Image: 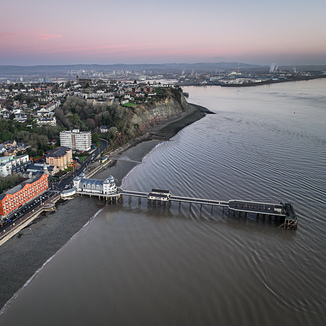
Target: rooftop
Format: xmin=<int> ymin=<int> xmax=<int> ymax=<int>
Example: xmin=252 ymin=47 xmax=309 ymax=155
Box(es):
xmin=47 ymin=146 xmax=71 ymax=158
xmin=0 ymin=173 xmax=45 ymax=200
xmin=61 ymin=129 xmax=90 ymax=134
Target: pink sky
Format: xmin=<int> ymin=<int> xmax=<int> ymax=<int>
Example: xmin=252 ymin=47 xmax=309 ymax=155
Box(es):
xmin=1 ymin=0 xmax=326 ymax=66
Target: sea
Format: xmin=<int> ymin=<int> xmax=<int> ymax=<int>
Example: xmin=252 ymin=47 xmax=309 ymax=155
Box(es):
xmin=0 ymin=79 xmax=325 ymax=326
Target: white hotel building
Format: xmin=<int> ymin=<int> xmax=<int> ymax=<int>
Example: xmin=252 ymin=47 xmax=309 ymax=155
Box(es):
xmin=60 ymin=129 xmax=91 ymax=152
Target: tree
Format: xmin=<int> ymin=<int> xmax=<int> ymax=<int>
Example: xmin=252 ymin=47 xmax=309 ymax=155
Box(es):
xmin=92 ymin=132 xmax=99 ymax=144
xmin=17 ymin=130 xmax=31 ymax=143
xmin=55 ymin=108 xmax=69 ymax=128
xmin=1 ymin=130 xmax=13 ymax=142
xmin=0 ymin=174 xmax=21 ymax=194
xmin=108 ymin=127 xmax=118 ymax=139
xmin=86 ymin=118 xmax=96 ymax=130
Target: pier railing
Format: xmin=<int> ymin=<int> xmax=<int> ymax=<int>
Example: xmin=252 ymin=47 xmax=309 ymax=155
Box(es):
xmin=73 ymin=186 xmax=297 ymax=230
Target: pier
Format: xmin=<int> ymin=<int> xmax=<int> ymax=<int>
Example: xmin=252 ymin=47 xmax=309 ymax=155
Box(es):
xmin=67 ymin=176 xmax=298 ymax=230
xmin=116 ymin=189 xmax=298 ymax=229
xmin=119 ymin=189 xmax=297 ymax=229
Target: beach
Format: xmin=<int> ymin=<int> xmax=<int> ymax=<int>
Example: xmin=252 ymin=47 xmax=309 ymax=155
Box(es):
xmin=0 ymin=103 xmax=209 ymax=311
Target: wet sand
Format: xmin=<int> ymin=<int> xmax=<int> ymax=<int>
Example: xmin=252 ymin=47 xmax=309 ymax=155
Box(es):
xmin=0 ymin=103 xmax=210 ymax=311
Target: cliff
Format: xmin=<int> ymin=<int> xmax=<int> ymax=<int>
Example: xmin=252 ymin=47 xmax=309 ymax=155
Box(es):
xmin=130 ymin=88 xmax=190 ymax=131
xmin=106 ymin=87 xmax=215 ymax=148
xmin=59 ymin=87 xmax=210 ymax=148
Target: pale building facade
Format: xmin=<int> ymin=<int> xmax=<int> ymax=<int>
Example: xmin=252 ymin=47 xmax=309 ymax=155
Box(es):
xmin=73 ymin=175 xmax=117 ymax=195
xmin=60 ymin=129 xmax=91 ymax=152
xmin=0 ymin=154 xmax=30 ymax=177
xmin=46 ymin=146 xmax=73 ymax=171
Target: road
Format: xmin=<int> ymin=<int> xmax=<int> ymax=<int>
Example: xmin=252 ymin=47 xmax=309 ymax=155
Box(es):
xmin=53 ymin=139 xmax=108 ymax=191
xmin=0 ymin=191 xmax=55 ymax=233
xmin=0 ymin=139 xmax=108 ymax=234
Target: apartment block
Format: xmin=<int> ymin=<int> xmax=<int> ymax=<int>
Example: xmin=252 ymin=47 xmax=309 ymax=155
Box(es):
xmin=0 ymin=154 xmax=30 ymax=177
xmin=60 ymin=129 xmax=91 ymax=152
xmin=0 ymin=173 xmax=49 ymax=216
xmin=46 ymin=146 xmax=73 ymax=171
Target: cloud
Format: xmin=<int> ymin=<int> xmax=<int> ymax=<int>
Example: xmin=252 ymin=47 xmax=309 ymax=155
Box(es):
xmin=37 ymin=34 xmax=62 ymax=41
xmin=0 ymin=32 xmax=17 ymax=39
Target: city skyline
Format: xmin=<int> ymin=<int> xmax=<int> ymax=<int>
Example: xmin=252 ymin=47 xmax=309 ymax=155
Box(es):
xmin=1 ymin=0 xmax=326 ymax=66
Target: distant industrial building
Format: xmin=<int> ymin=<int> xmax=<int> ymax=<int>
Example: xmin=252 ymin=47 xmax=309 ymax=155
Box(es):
xmin=60 ymin=129 xmax=91 ymax=152
xmin=46 ymin=146 xmax=73 ymax=171
xmin=0 ymin=173 xmax=49 ymax=217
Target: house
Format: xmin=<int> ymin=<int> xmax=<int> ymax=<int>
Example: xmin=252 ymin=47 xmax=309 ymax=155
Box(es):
xmin=16 ymin=143 xmax=30 ymax=153
xmin=13 ymin=109 xmax=28 ymax=123
xmin=0 ymin=145 xmax=6 ymax=155
xmin=48 ymin=139 xmax=57 ymax=147
xmin=4 ymin=148 xmax=18 ymax=156
xmin=2 ymin=141 xmax=30 ymax=156
xmin=3 ymin=140 xmax=17 ymax=148
xmin=2 ymin=111 xmax=11 ymax=120
xmin=36 ymin=115 xmax=57 ymax=126
xmin=0 ymin=108 xmax=10 ymax=120
xmin=100 ymin=126 xmax=110 ymax=133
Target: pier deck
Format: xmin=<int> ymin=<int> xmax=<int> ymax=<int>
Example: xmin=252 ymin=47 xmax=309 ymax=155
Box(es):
xmin=74 ymin=185 xmax=297 ymax=229
xmin=170 ymin=195 xmax=229 ymax=207
xmin=120 ymin=190 xmax=148 ymax=198
xmin=119 ymin=189 xmax=294 ymax=219
xmin=228 ymin=200 xmax=285 ymax=216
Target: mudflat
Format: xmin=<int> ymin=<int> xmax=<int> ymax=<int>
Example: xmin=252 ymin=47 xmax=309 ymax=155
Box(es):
xmin=0 ymin=103 xmax=210 ymax=311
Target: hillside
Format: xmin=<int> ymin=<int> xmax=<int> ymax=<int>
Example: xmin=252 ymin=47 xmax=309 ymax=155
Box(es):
xmin=57 ymin=86 xmax=197 ymax=148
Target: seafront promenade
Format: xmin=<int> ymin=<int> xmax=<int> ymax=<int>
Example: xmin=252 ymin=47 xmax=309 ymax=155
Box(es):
xmin=0 ymin=103 xmax=209 ymax=248
xmin=0 ymin=133 xmax=158 ymax=246
xmin=0 ymin=192 xmax=61 ymax=246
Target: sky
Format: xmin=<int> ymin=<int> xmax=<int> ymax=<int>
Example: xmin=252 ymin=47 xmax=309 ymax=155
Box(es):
xmin=1 ymin=0 xmax=326 ymax=66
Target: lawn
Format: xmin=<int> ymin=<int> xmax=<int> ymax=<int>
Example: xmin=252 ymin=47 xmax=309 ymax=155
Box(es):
xmin=79 ymin=155 xmax=88 ymax=162
xmin=123 ymin=102 xmax=136 ymax=108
